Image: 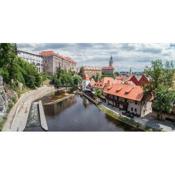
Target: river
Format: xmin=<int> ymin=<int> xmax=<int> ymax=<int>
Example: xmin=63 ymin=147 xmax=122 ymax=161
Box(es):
xmin=25 ymin=94 xmax=137 ymax=131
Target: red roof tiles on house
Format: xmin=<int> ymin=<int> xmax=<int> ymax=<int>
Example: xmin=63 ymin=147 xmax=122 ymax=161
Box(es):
xmin=94 ymin=77 xmax=114 ymax=89
xmin=138 ymin=74 xmax=149 ymax=86
xmin=127 ymin=75 xmax=139 ymax=85
xmin=104 ymin=83 xmax=144 ymax=101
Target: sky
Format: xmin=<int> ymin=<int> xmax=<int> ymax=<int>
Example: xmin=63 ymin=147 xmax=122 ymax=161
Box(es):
xmin=17 ymin=43 xmax=175 ymax=72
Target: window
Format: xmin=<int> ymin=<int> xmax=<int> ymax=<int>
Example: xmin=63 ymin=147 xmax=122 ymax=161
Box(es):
xmin=135 ymin=108 xmax=137 ymax=113
xmin=131 ymin=107 xmax=133 ymax=111
xmin=135 ymin=101 xmax=137 ymax=105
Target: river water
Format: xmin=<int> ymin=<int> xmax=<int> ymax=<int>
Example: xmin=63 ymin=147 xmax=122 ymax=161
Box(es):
xmin=26 ymin=94 xmax=136 ymax=131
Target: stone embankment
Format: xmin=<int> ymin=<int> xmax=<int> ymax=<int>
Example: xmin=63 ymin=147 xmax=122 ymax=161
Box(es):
xmin=2 ymin=86 xmax=55 ymax=131
xmin=38 ymin=100 xmax=48 ymax=131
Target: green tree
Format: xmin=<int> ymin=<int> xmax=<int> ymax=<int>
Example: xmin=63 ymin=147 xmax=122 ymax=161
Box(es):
xmin=52 ymin=69 xmax=82 ymax=89
xmin=153 ymin=86 xmax=175 ymax=119
xmin=144 ymin=59 xmax=164 ymax=91
xmin=95 ymin=89 xmax=102 ymax=97
xmin=144 ymin=59 xmax=175 ymax=119
xmin=0 ymin=43 xmax=42 ymax=89
xmin=72 ymin=74 xmax=82 ymax=87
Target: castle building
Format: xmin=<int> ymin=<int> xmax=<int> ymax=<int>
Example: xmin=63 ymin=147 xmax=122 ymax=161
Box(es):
xmin=102 ymin=56 xmax=114 ymax=75
xmin=81 ymin=66 xmax=102 ymax=78
xmin=40 ymin=51 xmax=76 ymax=75
xmin=17 ymin=50 xmax=43 ymax=73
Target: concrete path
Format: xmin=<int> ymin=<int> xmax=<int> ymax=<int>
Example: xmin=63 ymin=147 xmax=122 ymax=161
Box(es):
xmin=2 ymin=86 xmax=55 ymax=131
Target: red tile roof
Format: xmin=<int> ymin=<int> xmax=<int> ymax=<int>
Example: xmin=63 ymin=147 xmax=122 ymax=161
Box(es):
xmin=57 ymin=54 xmax=76 ymax=64
xmin=104 ymin=83 xmax=144 ymax=101
xmin=138 ymin=74 xmax=149 ymax=86
xmin=40 ymin=50 xmax=76 ymax=64
xmin=127 ymin=75 xmax=139 ymax=85
xmin=94 ymin=77 xmax=114 ymax=89
xmin=40 ymin=50 xmax=55 ymax=57
xmin=102 ymin=66 xmax=114 ymax=70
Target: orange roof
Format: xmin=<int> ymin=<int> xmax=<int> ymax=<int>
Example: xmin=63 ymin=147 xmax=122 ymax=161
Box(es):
xmin=40 ymin=50 xmax=55 ymax=57
xmin=102 ymin=77 xmax=114 ymax=84
xmin=40 ymin=50 xmax=76 ymax=64
xmin=57 ymin=54 xmax=76 ymax=64
xmin=104 ymin=83 xmax=143 ymax=101
xmin=113 ymin=79 xmax=122 ymax=84
xmin=94 ymin=77 xmax=114 ymax=89
xmin=124 ymin=80 xmax=135 ymax=86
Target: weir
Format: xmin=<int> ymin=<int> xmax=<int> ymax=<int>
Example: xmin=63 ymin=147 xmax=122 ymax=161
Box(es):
xmin=38 ymin=100 xmax=48 ymax=131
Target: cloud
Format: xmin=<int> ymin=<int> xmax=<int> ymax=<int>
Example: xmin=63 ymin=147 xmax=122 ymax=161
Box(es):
xmin=17 ymin=43 xmax=175 ymax=72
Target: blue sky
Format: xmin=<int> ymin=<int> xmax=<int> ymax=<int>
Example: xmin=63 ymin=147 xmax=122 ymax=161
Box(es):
xmin=17 ymin=43 xmax=175 ymax=72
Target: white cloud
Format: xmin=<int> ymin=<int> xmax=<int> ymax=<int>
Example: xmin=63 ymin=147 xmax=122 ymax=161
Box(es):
xmin=17 ymin=43 xmax=175 ymax=71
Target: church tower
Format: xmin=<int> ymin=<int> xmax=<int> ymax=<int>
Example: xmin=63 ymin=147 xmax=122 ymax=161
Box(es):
xmin=109 ymin=56 xmax=113 ymax=67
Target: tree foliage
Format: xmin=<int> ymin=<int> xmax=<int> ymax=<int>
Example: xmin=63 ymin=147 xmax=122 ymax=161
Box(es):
xmin=144 ymin=59 xmax=175 ymax=118
xmin=52 ymin=69 xmax=82 ymax=88
xmin=153 ymin=86 xmax=175 ymax=119
xmin=0 ymin=43 xmax=42 ymax=89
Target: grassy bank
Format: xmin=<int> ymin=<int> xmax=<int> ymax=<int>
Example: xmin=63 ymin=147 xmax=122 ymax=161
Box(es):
xmin=97 ymin=104 xmax=162 ymax=131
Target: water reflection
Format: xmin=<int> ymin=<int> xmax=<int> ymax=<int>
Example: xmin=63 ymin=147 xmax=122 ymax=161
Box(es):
xmin=43 ymin=96 xmax=76 ymax=116
xmin=41 ymin=95 xmax=136 ymax=131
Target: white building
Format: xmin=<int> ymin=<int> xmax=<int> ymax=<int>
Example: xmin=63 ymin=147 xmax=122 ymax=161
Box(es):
xmin=82 ymin=74 xmax=91 ymax=91
xmin=17 ymin=50 xmax=43 ymax=73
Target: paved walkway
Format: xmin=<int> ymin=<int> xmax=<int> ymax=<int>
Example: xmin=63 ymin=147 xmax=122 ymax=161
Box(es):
xmin=2 ymin=86 xmax=55 ymax=131
xmin=102 ymin=102 xmax=175 ymax=131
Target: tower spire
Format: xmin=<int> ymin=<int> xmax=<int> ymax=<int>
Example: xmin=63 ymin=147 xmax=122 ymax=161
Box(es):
xmin=109 ymin=55 xmax=113 ymax=66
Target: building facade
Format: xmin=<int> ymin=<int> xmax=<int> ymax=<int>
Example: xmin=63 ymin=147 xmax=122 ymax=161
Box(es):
xmin=40 ymin=51 xmax=76 ymax=75
xmin=103 ymin=83 xmax=152 ymax=117
xmin=92 ymin=75 xmax=152 ymax=117
xmin=81 ymin=66 xmax=102 ymax=78
xmin=102 ymin=56 xmax=114 ymax=75
xmin=82 ymin=74 xmax=91 ymax=91
xmin=17 ymin=50 xmax=43 ymax=73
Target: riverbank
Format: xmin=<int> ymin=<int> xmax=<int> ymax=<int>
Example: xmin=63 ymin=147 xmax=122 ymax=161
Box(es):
xmin=82 ymin=92 xmax=175 ymax=131
xmin=2 ymin=85 xmax=56 ymax=131
xmin=97 ymin=104 xmax=175 ymax=131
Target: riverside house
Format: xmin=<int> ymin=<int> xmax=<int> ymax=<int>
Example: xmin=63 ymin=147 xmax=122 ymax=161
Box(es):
xmin=93 ymin=75 xmax=152 ymax=117
xmin=103 ymin=83 xmax=152 ymax=117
